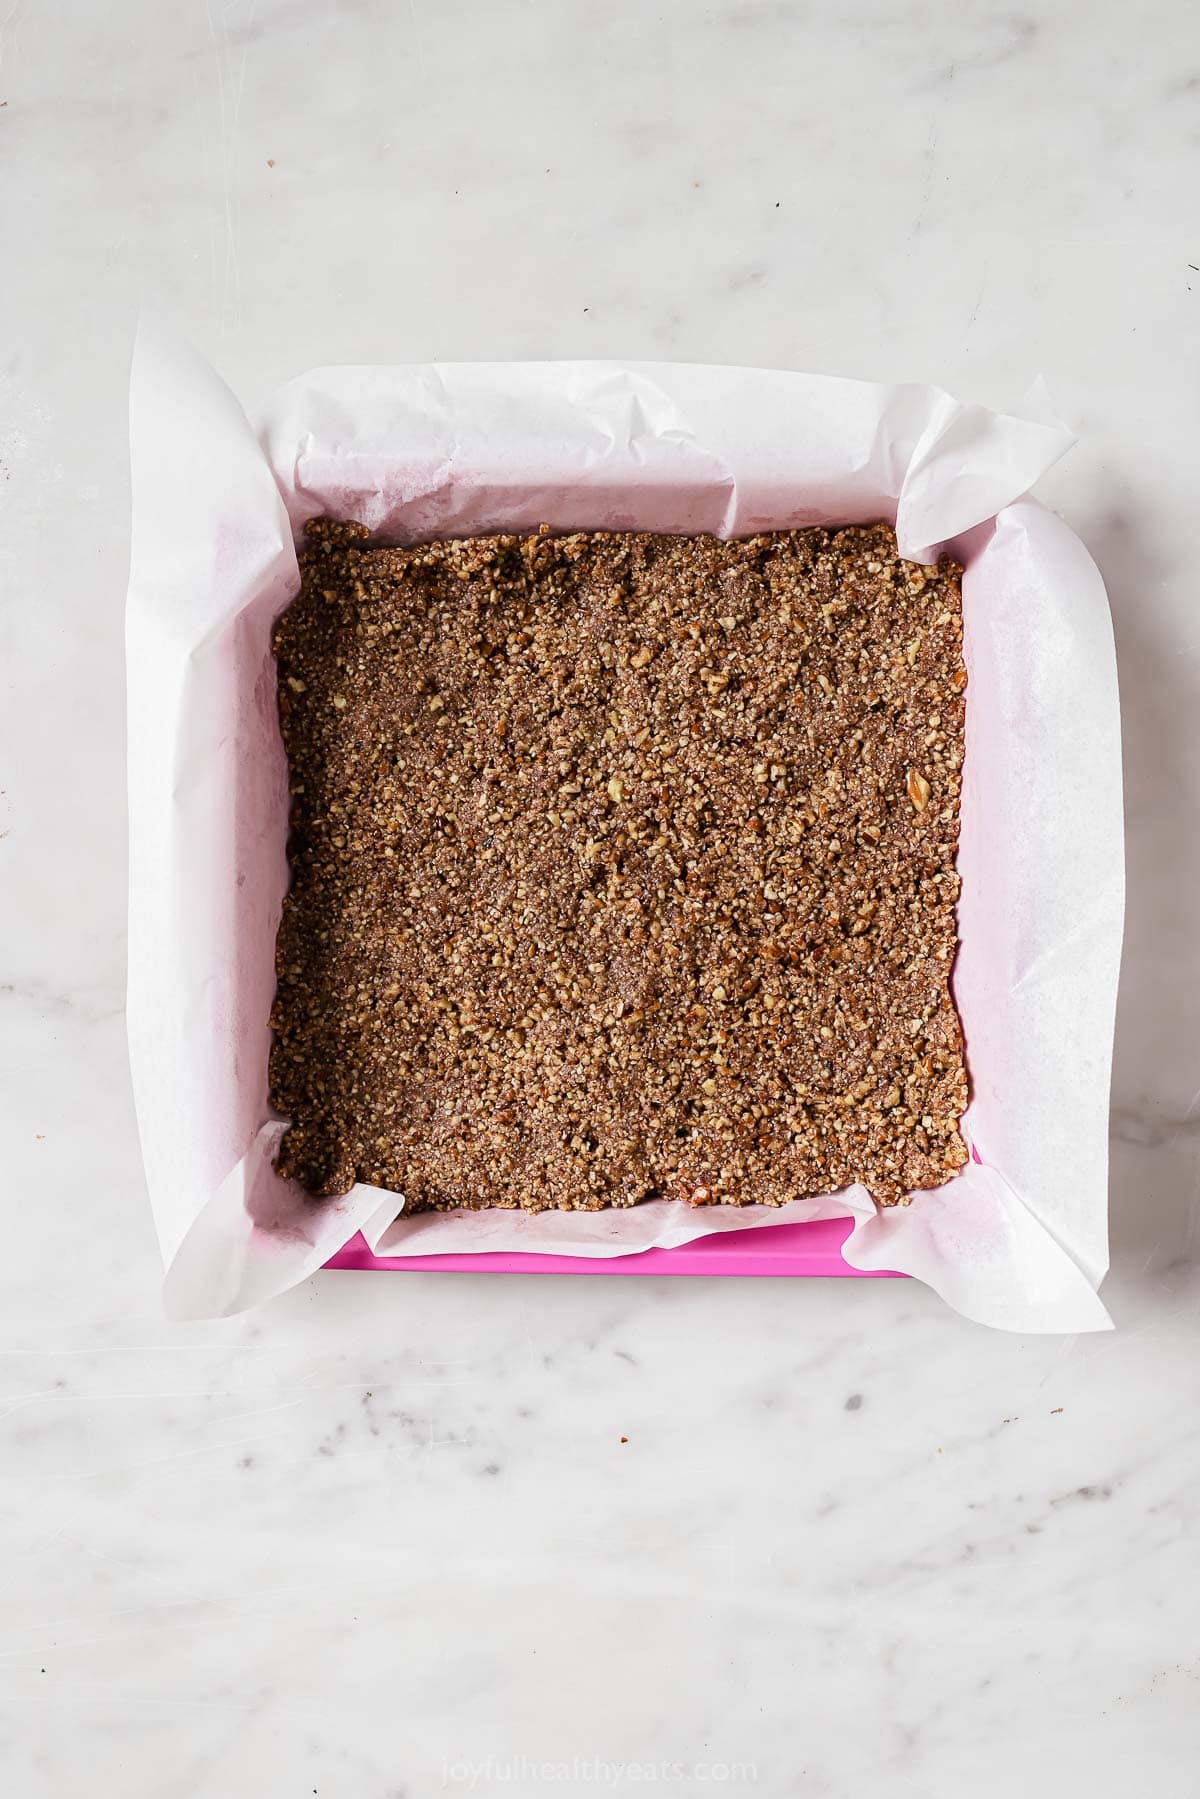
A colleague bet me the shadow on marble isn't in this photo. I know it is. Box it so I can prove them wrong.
[1074,494,1200,1298]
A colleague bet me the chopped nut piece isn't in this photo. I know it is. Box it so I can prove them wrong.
[907,768,931,811]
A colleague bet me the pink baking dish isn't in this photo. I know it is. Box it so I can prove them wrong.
[324,1217,902,1278]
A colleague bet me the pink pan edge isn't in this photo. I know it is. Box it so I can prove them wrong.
[323,1216,903,1278]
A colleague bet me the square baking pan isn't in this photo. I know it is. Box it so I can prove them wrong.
[128,324,1121,1327]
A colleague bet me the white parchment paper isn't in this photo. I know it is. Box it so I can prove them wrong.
[126,315,1123,1329]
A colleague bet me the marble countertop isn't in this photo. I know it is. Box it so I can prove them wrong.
[4,3,1199,1794]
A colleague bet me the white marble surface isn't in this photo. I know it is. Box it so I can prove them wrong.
[2,2,1199,1794]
